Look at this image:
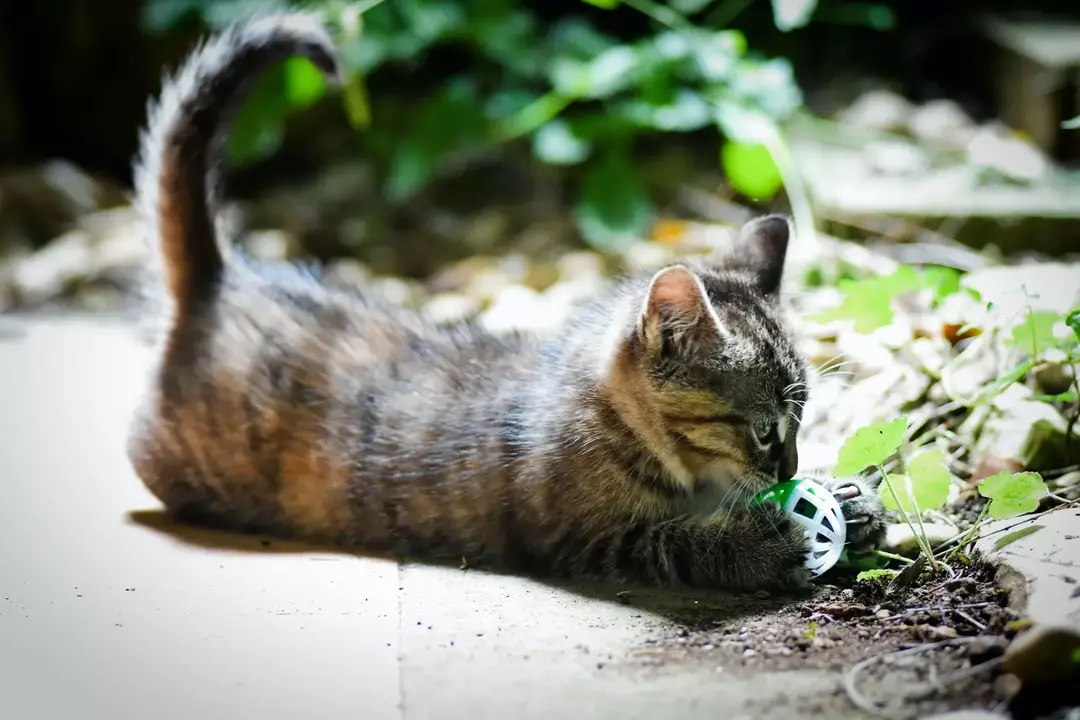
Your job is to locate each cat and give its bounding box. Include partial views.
[126,12,887,592]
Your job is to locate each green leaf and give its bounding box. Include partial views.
[533,119,591,165]
[905,448,953,508]
[1067,307,1080,342]
[692,31,745,81]
[574,148,653,251]
[397,0,467,42]
[877,473,913,512]
[387,78,487,200]
[857,568,899,583]
[772,0,819,31]
[978,471,1048,520]
[284,57,327,109]
[804,620,818,639]
[1009,310,1063,358]
[834,417,908,476]
[880,449,951,513]
[582,0,620,7]
[714,103,776,145]
[809,266,925,333]
[342,72,372,130]
[226,64,289,166]
[721,141,783,200]
[620,90,713,132]
[551,46,639,99]
[923,266,962,307]
[991,525,1044,551]
[670,0,715,12]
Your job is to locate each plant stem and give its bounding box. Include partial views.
[762,126,818,274]
[877,465,937,570]
[943,503,989,563]
[621,0,695,32]
[705,0,758,28]
[493,92,574,144]
[873,549,914,565]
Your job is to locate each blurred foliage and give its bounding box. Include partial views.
[143,0,893,250]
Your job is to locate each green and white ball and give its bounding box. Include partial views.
[752,478,847,577]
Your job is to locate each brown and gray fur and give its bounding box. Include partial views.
[127,12,886,591]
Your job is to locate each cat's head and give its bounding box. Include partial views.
[607,215,808,503]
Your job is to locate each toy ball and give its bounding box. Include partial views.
[751,477,847,577]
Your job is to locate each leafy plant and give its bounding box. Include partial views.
[833,416,906,476]
[881,448,951,514]
[810,266,928,333]
[978,471,1048,520]
[856,568,898,583]
[991,524,1043,552]
[143,0,887,250]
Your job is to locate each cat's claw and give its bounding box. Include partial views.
[819,476,888,554]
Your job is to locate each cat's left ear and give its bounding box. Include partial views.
[729,214,791,297]
[637,265,723,354]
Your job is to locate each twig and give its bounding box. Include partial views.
[843,637,989,719]
[975,497,1080,545]
[953,609,987,632]
[873,549,915,565]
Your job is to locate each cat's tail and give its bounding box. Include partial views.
[134,13,342,315]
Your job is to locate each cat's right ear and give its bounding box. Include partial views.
[637,265,723,354]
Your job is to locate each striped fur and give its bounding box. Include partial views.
[127,12,885,591]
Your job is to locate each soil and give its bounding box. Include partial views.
[623,559,1023,719]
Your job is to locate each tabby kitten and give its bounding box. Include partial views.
[127,12,886,592]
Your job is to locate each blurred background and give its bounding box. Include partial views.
[1,0,1079,324]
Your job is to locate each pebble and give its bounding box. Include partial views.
[741,648,756,659]
[1003,624,1080,685]
[919,711,1008,720]
[885,522,959,556]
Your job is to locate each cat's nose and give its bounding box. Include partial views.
[776,437,798,482]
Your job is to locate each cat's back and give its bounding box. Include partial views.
[129,256,543,544]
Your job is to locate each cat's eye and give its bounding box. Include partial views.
[754,419,777,445]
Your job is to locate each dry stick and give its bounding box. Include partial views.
[843,637,997,719]
[974,496,1080,546]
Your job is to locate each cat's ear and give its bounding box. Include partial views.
[637,265,722,353]
[729,214,791,297]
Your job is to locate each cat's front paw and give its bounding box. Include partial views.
[820,475,888,554]
[747,503,814,591]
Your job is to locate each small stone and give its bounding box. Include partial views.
[967,125,1048,184]
[885,522,959,556]
[993,672,1022,700]
[423,293,479,325]
[919,711,1008,720]
[1003,624,1080,685]
[908,99,977,147]
[966,635,1008,663]
[324,259,371,290]
[866,140,931,176]
[975,384,1073,470]
[925,625,959,641]
[1035,361,1076,397]
[1055,471,1080,489]
[741,648,757,659]
[836,89,914,132]
[243,229,297,261]
[10,230,92,305]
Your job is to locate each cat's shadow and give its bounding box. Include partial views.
[126,509,814,629]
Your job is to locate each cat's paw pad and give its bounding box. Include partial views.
[820,476,888,553]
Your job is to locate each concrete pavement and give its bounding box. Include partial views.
[0,316,846,720]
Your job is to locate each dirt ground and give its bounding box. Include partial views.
[618,559,1021,719]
